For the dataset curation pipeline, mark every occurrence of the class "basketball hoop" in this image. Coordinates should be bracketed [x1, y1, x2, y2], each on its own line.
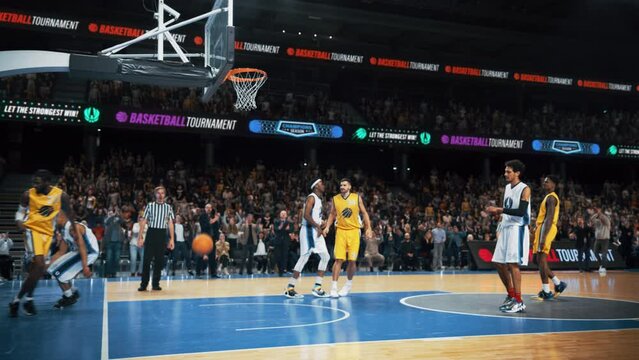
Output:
[226, 68, 267, 111]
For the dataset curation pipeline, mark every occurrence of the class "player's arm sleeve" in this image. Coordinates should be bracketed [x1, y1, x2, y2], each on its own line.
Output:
[502, 200, 529, 217]
[502, 187, 530, 217]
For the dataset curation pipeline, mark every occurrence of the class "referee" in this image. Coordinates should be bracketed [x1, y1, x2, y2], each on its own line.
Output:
[137, 186, 175, 291]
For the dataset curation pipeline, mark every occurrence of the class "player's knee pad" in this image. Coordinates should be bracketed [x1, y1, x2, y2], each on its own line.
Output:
[293, 253, 311, 273]
[318, 252, 330, 271]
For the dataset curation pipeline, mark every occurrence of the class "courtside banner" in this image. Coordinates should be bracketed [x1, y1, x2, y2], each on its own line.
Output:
[467, 240, 625, 270]
[109, 108, 244, 135]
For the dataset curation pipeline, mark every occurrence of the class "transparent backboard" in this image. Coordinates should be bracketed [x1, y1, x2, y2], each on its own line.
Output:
[203, 0, 235, 101]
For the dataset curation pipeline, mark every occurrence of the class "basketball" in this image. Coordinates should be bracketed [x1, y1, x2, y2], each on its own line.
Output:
[192, 233, 214, 255]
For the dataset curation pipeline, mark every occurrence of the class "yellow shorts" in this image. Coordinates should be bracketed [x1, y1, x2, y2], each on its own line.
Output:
[533, 225, 557, 254]
[334, 228, 361, 261]
[25, 229, 53, 257]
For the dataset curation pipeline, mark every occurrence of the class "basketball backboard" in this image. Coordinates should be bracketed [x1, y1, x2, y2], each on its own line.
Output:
[203, 0, 235, 101]
[0, 1, 234, 102]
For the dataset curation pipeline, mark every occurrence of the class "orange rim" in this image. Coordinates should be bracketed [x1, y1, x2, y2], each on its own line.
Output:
[225, 68, 267, 83]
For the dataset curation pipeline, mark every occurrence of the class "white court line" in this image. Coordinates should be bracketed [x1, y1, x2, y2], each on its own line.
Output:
[400, 292, 639, 322]
[102, 278, 109, 360]
[109, 327, 639, 360]
[198, 302, 350, 331]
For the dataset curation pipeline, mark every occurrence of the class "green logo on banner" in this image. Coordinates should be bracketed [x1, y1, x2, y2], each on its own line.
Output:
[83, 107, 100, 123]
[419, 132, 431, 145]
[607, 145, 618, 156]
[353, 128, 367, 140]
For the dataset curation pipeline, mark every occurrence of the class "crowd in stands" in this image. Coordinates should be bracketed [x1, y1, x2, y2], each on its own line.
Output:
[0, 74, 639, 145]
[12, 149, 631, 279]
[358, 97, 639, 144]
[86, 80, 357, 125]
[2, 74, 638, 143]
[0, 74, 56, 101]
[84, 79, 639, 144]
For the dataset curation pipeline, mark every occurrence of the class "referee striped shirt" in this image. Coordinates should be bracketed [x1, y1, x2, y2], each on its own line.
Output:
[143, 202, 175, 229]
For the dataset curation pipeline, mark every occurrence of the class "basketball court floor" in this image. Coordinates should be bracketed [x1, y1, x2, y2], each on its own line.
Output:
[1, 270, 638, 359]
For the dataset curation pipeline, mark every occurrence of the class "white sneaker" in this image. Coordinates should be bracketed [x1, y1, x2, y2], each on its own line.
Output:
[338, 285, 351, 297]
[599, 266, 606, 273]
[330, 288, 339, 298]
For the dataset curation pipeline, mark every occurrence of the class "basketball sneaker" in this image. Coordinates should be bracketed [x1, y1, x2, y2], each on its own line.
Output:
[330, 288, 339, 298]
[23, 300, 37, 316]
[338, 284, 351, 297]
[502, 301, 526, 313]
[53, 295, 78, 309]
[554, 281, 567, 297]
[498, 296, 514, 311]
[8, 301, 19, 317]
[284, 287, 304, 299]
[72, 289, 81, 300]
[312, 285, 330, 298]
[532, 290, 554, 301]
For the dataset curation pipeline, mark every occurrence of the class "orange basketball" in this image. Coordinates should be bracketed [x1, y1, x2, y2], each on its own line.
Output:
[192, 233, 214, 255]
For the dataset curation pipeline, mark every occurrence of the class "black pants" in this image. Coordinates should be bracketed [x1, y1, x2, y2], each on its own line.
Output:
[401, 254, 418, 270]
[218, 255, 229, 269]
[447, 242, 461, 267]
[0, 254, 13, 280]
[141, 228, 167, 288]
[275, 244, 289, 275]
[577, 239, 594, 270]
[255, 255, 267, 273]
[595, 239, 610, 267]
[172, 241, 190, 272]
[195, 254, 217, 276]
[238, 244, 254, 275]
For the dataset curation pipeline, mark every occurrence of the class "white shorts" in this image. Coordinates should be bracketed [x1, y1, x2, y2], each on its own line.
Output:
[492, 225, 529, 266]
[48, 250, 99, 283]
[299, 225, 328, 256]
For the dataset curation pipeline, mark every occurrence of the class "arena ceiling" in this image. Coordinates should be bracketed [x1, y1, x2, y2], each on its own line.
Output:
[3, 0, 639, 81]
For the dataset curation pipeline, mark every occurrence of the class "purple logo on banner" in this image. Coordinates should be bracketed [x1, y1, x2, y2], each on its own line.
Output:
[116, 111, 128, 123]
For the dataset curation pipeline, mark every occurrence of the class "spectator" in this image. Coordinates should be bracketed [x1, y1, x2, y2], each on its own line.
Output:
[171, 215, 189, 276]
[591, 207, 611, 273]
[103, 209, 126, 277]
[431, 222, 446, 270]
[0, 233, 14, 280]
[273, 210, 292, 276]
[128, 211, 146, 276]
[238, 214, 259, 275]
[571, 217, 594, 272]
[254, 231, 268, 274]
[215, 233, 230, 276]
[446, 225, 466, 269]
[399, 232, 417, 271]
[364, 227, 385, 271]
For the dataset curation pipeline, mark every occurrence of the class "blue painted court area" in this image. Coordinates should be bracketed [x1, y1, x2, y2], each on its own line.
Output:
[0, 279, 104, 360]
[1, 278, 638, 360]
[108, 291, 639, 359]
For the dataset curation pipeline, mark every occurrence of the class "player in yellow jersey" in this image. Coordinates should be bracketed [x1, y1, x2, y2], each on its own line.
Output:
[531, 175, 567, 300]
[9, 170, 81, 317]
[323, 178, 373, 298]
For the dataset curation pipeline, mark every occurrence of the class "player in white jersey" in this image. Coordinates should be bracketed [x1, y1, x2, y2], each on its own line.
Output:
[486, 160, 531, 313]
[47, 212, 98, 309]
[285, 179, 331, 298]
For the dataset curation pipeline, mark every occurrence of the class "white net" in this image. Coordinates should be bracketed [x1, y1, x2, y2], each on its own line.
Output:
[227, 68, 267, 111]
